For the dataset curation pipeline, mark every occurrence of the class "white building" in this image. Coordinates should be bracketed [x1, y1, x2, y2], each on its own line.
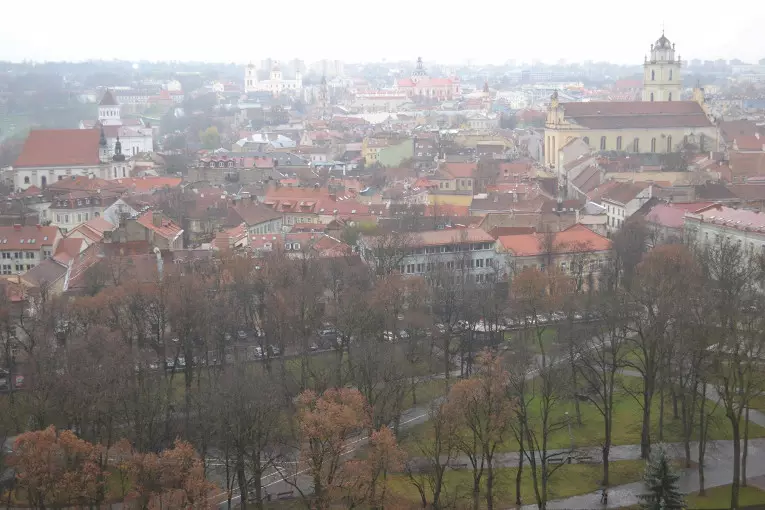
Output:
[359, 228, 497, 283]
[11, 129, 133, 190]
[642, 32, 683, 102]
[685, 205, 765, 253]
[79, 90, 154, 156]
[244, 61, 302, 96]
[601, 182, 653, 232]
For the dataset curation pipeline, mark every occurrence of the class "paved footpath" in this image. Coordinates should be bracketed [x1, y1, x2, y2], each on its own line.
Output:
[519, 438, 765, 509]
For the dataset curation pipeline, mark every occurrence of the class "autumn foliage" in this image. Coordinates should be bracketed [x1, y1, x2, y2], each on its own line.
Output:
[9, 427, 215, 510]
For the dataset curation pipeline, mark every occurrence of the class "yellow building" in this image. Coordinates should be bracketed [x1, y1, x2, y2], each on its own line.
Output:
[544, 33, 719, 169]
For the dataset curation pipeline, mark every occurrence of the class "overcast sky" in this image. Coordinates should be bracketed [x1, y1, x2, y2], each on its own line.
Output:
[2, 0, 762, 65]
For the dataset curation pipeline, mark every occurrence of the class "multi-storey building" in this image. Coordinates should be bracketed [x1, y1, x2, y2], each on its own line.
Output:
[359, 228, 497, 284]
[0, 224, 61, 275]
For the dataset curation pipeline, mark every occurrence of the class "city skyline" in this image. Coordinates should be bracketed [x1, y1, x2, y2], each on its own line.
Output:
[2, 0, 763, 65]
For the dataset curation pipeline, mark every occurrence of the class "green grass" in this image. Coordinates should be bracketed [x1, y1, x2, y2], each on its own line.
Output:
[685, 484, 765, 509]
[388, 459, 646, 509]
[401, 375, 765, 456]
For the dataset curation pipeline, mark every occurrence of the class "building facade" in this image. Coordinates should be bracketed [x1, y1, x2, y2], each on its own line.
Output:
[642, 32, 683, 102]
[79, 90, 154, 156]
[0, 225, 61, 275]
[244, 62, 302, 96]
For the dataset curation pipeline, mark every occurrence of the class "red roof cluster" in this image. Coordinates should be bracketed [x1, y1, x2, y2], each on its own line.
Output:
[15, 129, 102, 168]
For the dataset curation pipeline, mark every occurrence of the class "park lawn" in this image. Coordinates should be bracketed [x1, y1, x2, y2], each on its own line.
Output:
[387, 459, 646, 508]
[403, 377, 451, 409]
[401, 375, 765, 456]
[749, 393, 765, 413]
[685, 484, 765, 509]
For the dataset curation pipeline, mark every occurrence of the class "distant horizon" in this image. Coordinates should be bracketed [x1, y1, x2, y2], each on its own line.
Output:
[2, 0, 763, 65]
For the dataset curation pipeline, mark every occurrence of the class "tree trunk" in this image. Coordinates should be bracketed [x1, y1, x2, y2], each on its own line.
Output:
[641, 389, 652, 459]
[516, 448, 524, 506]
[731, 418, 741, 510]
[743, 406, 750, 487]
[672, 389, 679, 419]
[472, 474, 480, 510]
[698, 384, 708, 496]
[486, 455, 494, 510]
[602, 415, 611, 486]
[658, 386, 665, 442]
[237, 456, 248, 510]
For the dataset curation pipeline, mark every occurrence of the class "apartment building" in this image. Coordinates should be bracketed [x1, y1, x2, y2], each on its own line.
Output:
[0, 224, 61, 275]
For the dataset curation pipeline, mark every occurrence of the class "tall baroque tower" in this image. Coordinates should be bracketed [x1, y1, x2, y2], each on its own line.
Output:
[642, 32, 683, 102]
[245, 62, 258, 93]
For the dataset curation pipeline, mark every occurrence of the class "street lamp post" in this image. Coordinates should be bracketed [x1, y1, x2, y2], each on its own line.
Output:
[565, 411, 574, 463]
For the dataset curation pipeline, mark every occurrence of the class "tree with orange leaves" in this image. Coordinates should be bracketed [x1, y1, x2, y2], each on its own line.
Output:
[340, 426, 407, 509]
[444, 351, 514, 510]
[290, 388, 370, 510]
[10, 425, 106, 509]
[126, 439, 216, 510]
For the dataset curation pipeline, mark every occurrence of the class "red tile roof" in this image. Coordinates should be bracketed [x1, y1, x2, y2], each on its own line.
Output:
[734, 135, 764, 151]
[415, 228, 494, 247]
[601, 182, 650, 205]
[15, 129, 102, 168]
[440, 162, 476, 179]
[114, 177, 183, 192]
[136, 211, 183, 241]
[729, 152, 765, 180]
[498, 224, 611, 256]
[0, 225, 59, 251]
[561, 101, 713, 129]
[53, 237, 85, 264]
[48, 175, 122, 193]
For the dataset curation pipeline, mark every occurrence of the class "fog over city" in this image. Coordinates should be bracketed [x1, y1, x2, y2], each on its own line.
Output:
[2, 3, 765, 510]
[1, 0, 762, 63]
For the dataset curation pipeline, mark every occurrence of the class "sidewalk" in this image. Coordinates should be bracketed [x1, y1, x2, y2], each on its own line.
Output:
[518, 438, 765, 509]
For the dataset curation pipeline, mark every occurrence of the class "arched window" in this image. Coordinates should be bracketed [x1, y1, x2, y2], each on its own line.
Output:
[583, 136, 590, 145]
[667, 135, 672, 152]
[650, 92, 654, 102]
[616, 136, 622, 150]
[700, 134, 706, 152]
[669, 70, 673, 81]
[600, 136, 606, 150]
[651, 70, 655, 81]
[633, 138, 640, 152]
[668, 92, 672, 101]
[651, 138, 656, 152]
[24, 176, 29, 184]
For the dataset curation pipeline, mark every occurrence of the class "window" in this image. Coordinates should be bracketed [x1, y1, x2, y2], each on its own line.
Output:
[583, 136, 589, 144]
[651, 138, 656, 153]
[616, 136, 622, 150]
[600, 136, 606, 150]
[1, 265, 10, 275]
[1, 253, 7, 259]
[633, 138, 640, 152]
[406, 264, 415, 274]
[77, 214, 82, 223]
[24, 176, 29, 184]
[667, 135, 672, 152]
[669, 70, 673, 81]
[650, 92, 654, 102]
[700, 133, 706, 152]
[651, 70, 655, 81]
[668, 92, 672, 101]
[25, 252, 34, 259]
[475, 258, 484, 268]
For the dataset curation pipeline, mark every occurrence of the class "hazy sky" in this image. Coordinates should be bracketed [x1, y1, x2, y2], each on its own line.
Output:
[2, 0, 762, 65]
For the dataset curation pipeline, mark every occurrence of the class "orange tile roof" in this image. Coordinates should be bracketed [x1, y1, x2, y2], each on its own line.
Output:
[114, 177, 183, 192]
[15, 129, 101, 168]
[415, 228, 494, 247]
[441, 162, 476, 179]
[498, 224, 611, 256]
[53, 237, 85, 264]
[136, 211, 183, 241]
[0, 225, 59, 251]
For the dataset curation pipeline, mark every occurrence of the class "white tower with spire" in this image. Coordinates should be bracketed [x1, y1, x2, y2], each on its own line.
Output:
[98, 90, 122, 126]
[642, 31, 683, 102]
[245, 62, 258, 93]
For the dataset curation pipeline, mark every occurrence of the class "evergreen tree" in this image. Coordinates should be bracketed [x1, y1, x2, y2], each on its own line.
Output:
[638, 445, 686, 509]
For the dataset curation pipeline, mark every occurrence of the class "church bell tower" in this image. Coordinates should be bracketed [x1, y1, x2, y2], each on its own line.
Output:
[642, 31, 683, 102]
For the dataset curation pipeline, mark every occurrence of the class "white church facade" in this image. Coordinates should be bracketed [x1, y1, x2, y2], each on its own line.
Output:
[80, 90, 154, 156]
[244, 62, 302, 96]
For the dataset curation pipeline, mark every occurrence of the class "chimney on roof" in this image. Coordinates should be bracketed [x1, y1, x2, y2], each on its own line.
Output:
[152, 211, 162, 227]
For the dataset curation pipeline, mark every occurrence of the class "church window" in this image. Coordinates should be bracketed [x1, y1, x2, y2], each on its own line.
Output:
[700, 134, 706, 152]
[651, 70, 655, 81]
[669, 70, 673, 80]
[667, 136, 672, 152]
[122, 167, 126, 177]
[23, 176, 29, 184]
[668, 92, 672, 101]
[633, 138, 640, 152]
[616, 136, 622, 150]
[651, 138, 656, 152]
[583, 136, 589, 145]
[650, 93, 654, 102]
[600, 136, 606, 150]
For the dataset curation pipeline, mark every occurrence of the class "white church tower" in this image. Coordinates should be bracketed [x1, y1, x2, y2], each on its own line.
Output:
[642, 32, 683, 102]
[245, 62, 258, 93]
[98, 90, 122, 126]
